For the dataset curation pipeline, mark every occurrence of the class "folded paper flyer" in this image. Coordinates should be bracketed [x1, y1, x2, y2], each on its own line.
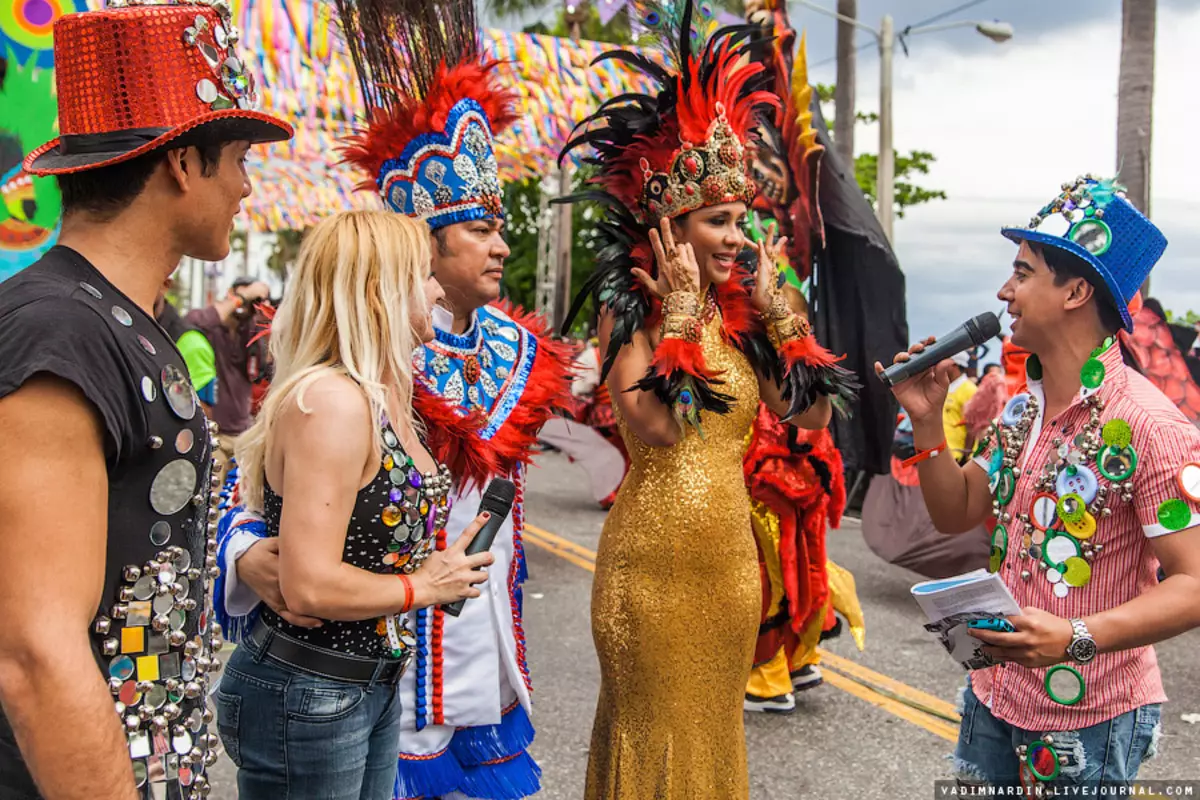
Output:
[911, 569, 1022, 670]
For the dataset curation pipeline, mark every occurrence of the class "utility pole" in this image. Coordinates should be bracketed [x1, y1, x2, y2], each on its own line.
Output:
[1116, 0, 1156, 294]
[877, 14, 894, 243]
[833, 0, 856, 165]
[795, 2, 1011, 246]
[552, 4, 586, 333]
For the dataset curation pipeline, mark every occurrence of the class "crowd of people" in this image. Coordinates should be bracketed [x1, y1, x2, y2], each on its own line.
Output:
[0, 2, 1199, 800]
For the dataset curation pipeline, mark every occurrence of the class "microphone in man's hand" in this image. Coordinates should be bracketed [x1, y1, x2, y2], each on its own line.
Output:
[878, 312, 1002, 387]
[442, 478, 516, 617]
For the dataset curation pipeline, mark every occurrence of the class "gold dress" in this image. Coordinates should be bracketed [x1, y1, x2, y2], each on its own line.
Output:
[585, 310, 761, 799]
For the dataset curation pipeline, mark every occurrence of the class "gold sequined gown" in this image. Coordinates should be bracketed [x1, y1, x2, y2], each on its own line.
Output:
[585, 311, 761, 799]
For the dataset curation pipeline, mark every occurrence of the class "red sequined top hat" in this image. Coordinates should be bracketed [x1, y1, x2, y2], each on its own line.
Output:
[23, 1, 293, 176]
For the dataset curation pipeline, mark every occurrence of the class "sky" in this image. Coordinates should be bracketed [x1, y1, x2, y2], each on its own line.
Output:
[490, 0, 1200, 351]
[791, 0, 1200, 345]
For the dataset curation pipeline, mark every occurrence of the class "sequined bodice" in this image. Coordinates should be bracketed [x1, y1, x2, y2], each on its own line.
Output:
[260, 425, 451, 662]
[617, 310, 760, 468]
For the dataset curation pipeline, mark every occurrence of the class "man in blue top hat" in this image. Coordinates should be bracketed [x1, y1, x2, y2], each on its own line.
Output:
[880, 175, 1200, 791]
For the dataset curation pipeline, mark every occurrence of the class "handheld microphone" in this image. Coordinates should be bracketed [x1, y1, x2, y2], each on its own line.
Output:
[442, 478, 516, 617]
[878, 312, 1002, 387]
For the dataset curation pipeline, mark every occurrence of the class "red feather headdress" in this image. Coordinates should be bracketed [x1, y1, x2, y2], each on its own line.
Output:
[331, 0, 516, 229]
[564, 4, 778, 226]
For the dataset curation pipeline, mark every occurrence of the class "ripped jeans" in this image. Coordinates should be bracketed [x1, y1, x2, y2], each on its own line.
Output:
[954, 682, 1161, 789]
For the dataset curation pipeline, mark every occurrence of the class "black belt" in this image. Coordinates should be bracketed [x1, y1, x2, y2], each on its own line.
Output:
[246, 617, 407, 685]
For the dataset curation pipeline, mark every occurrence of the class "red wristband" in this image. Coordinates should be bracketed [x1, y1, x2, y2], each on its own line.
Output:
[901, 439, 948, 468]
[398, 574, 414, 613]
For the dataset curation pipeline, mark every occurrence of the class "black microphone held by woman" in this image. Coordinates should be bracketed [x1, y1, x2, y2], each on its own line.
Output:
[443, 478, 516, 617]
[878, 312, 1002, 387]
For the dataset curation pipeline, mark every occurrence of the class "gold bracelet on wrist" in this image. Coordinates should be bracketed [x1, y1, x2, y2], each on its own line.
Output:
[766, 312, 812, 350]
[761, 293, 792, 323]
[661, 312, 703, 344]
[663, 290, 701, 317]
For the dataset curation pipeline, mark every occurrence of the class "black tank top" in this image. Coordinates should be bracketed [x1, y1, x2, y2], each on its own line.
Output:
[0, 247, 218, 797]
[259, 422, 453, 663]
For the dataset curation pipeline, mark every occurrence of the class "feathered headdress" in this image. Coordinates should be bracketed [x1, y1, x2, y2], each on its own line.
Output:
[557, 0, 776, 372]
[562, 0, 777, 228]
[558, 0, 858, 423]
[334, 0, 518, 230]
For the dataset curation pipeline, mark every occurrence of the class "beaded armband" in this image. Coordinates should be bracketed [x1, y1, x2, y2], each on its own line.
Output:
[758, 299, 860, 419]
[765, 310, 813, 352]
[632, 290, 732, 437]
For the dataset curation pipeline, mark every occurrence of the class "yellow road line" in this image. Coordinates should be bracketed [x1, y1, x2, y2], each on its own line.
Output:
[523, 525, 597, 573]
[523, 521, 962, 741]
[821, 669, 960, 742]
[817, 650, 961, 722]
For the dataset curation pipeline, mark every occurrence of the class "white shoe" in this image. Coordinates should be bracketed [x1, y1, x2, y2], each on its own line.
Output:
[790, 664, 824, 691]
[744, 692, 796, 714]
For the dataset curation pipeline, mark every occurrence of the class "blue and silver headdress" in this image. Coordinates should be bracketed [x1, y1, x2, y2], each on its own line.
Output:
[335, 0, 516, 231]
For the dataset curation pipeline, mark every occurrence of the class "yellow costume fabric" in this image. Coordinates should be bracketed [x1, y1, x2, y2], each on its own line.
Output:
[747, 493, 866, 697]
[943, 376, 978, 460]
[586, 312, 760, 799]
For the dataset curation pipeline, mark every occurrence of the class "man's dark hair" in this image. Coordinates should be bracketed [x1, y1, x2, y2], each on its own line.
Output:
[58, 142, 226, 219]
[1030, 242, 1125, 334]
[1142, 297, 1166, 323]
[432, 227, 451, 257]
[230, 276, 258, 292]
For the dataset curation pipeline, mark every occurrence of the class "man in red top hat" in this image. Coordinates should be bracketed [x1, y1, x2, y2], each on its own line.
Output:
[0, 2, 291, 799]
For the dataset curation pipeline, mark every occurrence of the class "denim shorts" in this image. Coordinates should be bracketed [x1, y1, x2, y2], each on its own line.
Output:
[216, 634, 403, 800]
[954, 681, 1161, 788]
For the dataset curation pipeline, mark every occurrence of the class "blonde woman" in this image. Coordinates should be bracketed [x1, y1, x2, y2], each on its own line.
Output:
[216, 211, 493, 800]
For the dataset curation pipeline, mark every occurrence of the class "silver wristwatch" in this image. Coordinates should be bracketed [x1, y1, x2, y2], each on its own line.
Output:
[1066, 618, 1097, 664]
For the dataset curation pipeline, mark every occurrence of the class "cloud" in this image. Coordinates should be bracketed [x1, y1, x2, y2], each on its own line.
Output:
[826, 3, 1200, 343]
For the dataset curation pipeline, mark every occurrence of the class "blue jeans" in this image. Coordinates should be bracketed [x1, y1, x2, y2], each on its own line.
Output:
[954, 681, 1161, 788]
[216, 633, 403, 800]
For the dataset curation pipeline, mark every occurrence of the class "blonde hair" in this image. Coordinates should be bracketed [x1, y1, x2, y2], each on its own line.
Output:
[236, 210, 432, 510]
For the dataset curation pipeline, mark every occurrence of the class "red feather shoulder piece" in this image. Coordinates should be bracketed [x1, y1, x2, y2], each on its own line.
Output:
[481, 301, 577, 477]
[413, 381, 497, 493]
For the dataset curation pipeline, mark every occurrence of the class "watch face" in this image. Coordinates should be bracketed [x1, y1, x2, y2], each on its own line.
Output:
[1070, 637, 1098, 663]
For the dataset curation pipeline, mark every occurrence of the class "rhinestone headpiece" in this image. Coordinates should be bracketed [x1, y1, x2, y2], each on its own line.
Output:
[639, 105, 755, 225]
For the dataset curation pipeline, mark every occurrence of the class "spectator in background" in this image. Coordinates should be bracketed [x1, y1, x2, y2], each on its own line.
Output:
[154, 276, 218, 413]
[187, 276, 270, 475]
[943, 351, 979, 463]
[982, 362, 1004, 380]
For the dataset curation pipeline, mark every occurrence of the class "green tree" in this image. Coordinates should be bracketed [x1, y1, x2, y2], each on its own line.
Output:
[815, 82, 947, 218]
[501, 169, 604, 337]
[487, 0, 636, 333]
[267, 229, 305, 280]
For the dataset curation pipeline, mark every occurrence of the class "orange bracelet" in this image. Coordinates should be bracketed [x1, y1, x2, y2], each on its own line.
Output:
[901, 439, 948, 468]
[398, 574, 414, 613]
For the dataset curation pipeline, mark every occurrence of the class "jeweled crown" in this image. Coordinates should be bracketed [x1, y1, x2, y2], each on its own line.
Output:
[639, 105, 755, 224]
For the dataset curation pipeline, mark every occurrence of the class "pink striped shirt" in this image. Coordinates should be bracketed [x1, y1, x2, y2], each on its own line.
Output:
[970, 340, 1200, 730]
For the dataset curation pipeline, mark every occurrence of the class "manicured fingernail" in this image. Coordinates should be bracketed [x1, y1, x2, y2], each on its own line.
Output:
[481, 512, 491, 520]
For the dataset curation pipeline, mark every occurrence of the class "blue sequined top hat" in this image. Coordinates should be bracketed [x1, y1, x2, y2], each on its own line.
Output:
[1001, 175, 1168, 331]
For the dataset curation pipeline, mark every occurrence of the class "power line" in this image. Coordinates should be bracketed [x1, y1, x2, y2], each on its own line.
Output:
[806, 0, 993, 70]
[811, 40, 874, 69]
[908, 0, 990, 30]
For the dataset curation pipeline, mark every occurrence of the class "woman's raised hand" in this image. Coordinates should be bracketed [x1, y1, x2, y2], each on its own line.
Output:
[751, 222, 789, 314]
[632, 216, 701, 299]
[408, 512, 494, 609]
